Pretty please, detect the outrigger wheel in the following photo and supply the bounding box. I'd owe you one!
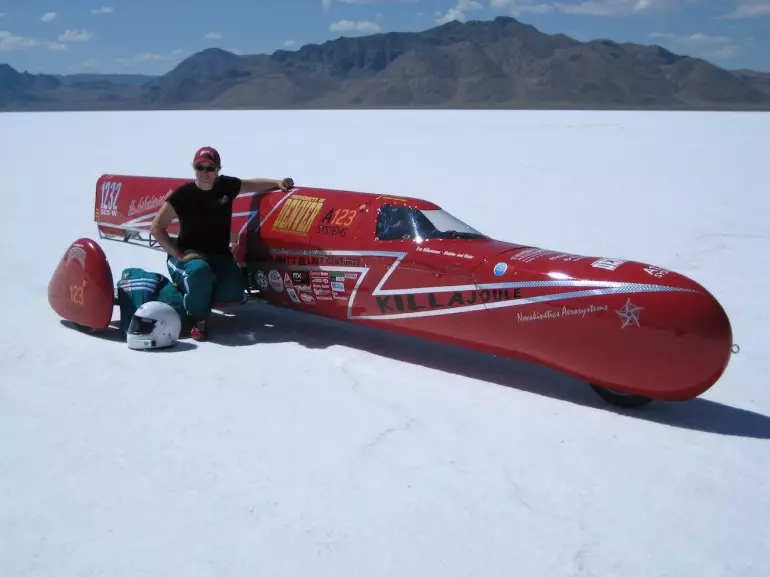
[589,385,654,408]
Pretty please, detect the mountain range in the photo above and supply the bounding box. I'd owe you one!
[2,16,770,111]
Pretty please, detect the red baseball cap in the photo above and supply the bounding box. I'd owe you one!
[193,146,221,168]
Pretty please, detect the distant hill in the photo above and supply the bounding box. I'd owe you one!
[54,73,156,86]
[2,16,770,111]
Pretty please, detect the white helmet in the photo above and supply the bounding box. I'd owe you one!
[126,301,182,350]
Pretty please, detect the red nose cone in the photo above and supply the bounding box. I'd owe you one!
[471,249,735,401]
[48,238,114,330]
[594,282,734,400]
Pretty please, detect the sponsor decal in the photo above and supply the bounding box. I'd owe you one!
[322,208,357,227]
[317,224,347,237]
[255,270,269,290]
[616,298,643,328]
[272,194,325,235]
[66,244,86,269]
[300,292,316,305]
[268,270,283,292]
[263,253,362,268]
[99,180,123,217]
[643,266,669,279]
[514,298,641,328]
[517,303,608,323]
[493,262,507,276]
[591,258,626,271]
[313,287,332,297]
[69,279,87,305]
[510,248,589,264]
[442,250,474,260]
[286,287,300,303]
[415,246,474,260]
[331,281,345,292]
[376,288,522,316]
[292,271,310,284]
[316,207,358,237]
[127,191,172,216]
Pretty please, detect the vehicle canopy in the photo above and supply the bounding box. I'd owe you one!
[364,192,488,242]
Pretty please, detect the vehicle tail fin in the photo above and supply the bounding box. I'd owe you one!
[94,174,189,251]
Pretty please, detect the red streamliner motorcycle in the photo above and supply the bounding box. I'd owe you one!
[48,174,739,409]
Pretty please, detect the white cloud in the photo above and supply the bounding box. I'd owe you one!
[115,49,185,67]
[283,39,297,48]
[435,0,483,25]
[649,32,732,45]
[59,29,91,42]
[720,1,770,19]
[489,0,548,10]
[648,31,740,62]
[323,0,418,9]
[41,12,58,22]
[204,32,222,39]
[559,0,665,15]
[328,0,418,4]
[329,20,381,33]
[709,45,739,59]
[490,0,676,16]
[91,6,114,15]
[126,53,164,63]
[0,31,37,51]
[0,31,66,52]
[490,0,768,22]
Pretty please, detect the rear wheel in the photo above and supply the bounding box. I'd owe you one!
[590,384,653,408]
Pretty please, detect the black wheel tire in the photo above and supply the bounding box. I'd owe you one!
[590,385,654,408]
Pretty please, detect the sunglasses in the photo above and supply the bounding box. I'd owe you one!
[194,164,217,172]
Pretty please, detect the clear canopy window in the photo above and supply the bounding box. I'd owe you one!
[376,205,487,241]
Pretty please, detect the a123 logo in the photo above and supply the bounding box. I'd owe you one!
[100,181,123,217]
[643,266,669,279]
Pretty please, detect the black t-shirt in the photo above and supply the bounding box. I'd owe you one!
[165,175,242,255]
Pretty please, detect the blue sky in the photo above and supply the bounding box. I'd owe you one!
[0,0,768,75]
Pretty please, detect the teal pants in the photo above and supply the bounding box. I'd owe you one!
[166,253,247,318]
[116,268,186,335]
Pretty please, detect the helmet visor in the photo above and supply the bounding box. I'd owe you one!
[128,315,157,335]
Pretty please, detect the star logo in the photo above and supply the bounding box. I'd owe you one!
[615,298,643,328]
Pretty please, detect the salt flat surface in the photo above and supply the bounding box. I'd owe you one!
[0,109,768,577]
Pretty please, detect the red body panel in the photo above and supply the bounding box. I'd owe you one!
[81,174,735,401]
[48,238,114,329]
